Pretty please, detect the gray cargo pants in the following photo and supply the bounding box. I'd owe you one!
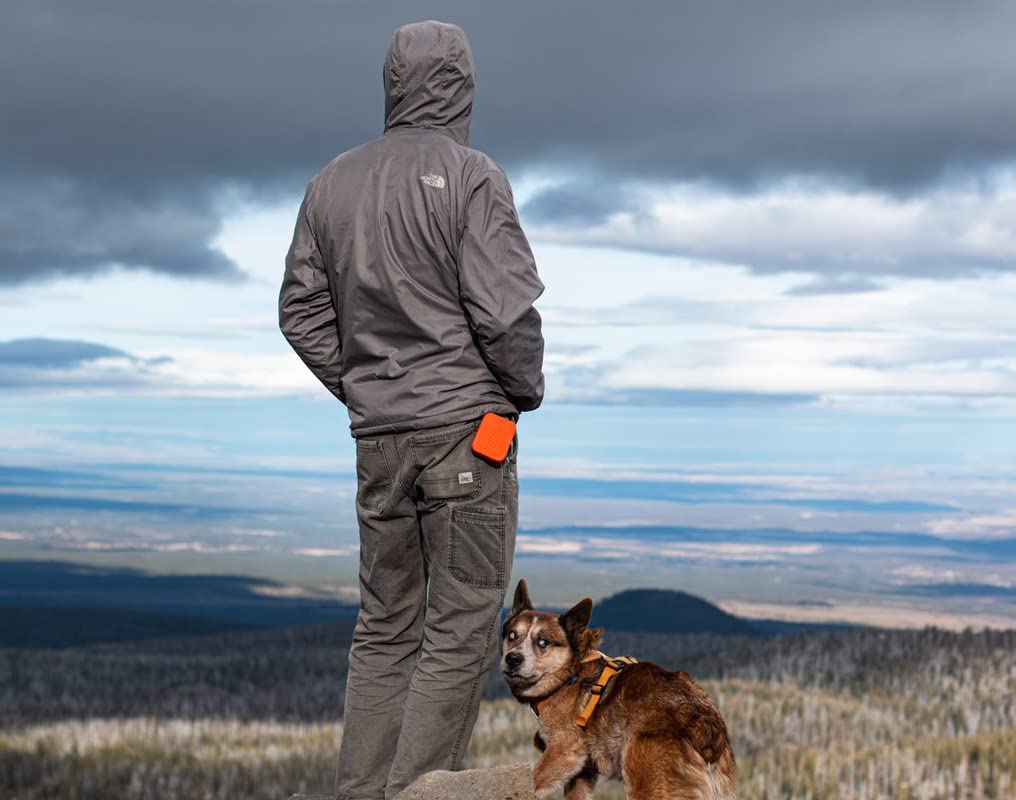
[334,413,519,800]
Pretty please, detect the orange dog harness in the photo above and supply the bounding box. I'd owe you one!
[529,649,639,727]
[575,651,638,727]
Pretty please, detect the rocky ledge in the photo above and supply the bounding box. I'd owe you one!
[290,761,535,800]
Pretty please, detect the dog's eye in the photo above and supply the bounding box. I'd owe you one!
[507,630,516,640]
[537,638,548,648]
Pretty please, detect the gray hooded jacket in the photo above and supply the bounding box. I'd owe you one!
[279,19,545,438]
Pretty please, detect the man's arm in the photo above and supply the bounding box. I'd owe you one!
[278,183,346,404]
[457,166,546,411]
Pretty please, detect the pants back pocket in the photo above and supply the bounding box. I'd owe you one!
[448,506,505,588]
[410,423,482,502]
[355,439,393,513]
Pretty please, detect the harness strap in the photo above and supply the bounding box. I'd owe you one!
[575,655,638,727]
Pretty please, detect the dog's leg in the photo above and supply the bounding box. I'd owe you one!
[532,742,588,798]
[563,762,599,800]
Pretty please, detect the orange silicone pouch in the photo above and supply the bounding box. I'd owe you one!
[471,412,516,463]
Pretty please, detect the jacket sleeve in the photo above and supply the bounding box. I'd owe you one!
[457,166,546,411]
[278,184,347,405]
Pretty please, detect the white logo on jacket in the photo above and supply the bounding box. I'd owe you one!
[420,173,446,189]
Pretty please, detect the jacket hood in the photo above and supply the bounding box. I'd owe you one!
[383,20,475,146]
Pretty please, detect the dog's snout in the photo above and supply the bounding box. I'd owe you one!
[505,651,523,669]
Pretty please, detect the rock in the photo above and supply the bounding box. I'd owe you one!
[288,762,535,800]
[392,763,535,800]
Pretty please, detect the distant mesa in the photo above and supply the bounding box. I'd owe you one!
[0,560,860,650]
[586,588,760,636]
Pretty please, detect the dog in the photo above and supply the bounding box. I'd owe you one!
[499,579,736,799]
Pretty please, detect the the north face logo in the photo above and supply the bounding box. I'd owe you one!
[420,173,446,189]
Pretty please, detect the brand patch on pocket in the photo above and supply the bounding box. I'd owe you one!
[457,471,474,485]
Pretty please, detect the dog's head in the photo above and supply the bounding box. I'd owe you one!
[499,578,604,700]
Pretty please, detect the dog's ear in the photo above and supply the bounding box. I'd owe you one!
[560,598,603,655]
[558,597,593,640]
[510,578,533,617]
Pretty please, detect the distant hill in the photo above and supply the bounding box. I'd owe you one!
[0,560,862,648]
[583,588,761,636]
[0,606,258,649]
[0,561,859,649]
[0,559,359,646]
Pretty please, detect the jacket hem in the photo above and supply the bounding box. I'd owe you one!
[349,402,519,439]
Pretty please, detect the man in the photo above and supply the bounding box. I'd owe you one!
[278,18,545,800]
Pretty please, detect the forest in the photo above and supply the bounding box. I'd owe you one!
[1,622,1012,798]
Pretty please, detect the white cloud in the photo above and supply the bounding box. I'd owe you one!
[720,600,1015,631]
[526,169,1016,280]
[923,509,1016,540]
[516,536,584,555]
[584,537,821,562]
[293,547,355,557]
[4,170,1016,415]
[890,564,1013,588]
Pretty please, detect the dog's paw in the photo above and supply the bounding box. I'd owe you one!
[533,730,547,752]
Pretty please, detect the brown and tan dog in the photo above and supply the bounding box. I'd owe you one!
[500,579,736,799]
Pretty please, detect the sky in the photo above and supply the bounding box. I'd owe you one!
[2,1,1015,629]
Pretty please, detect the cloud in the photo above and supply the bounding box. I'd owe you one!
[5,1,1016,285]
[522,173,1016,280]
[720,600,1015,631]
[0,337,132,368]
[547,338,1016,409]
[519,178,645,226]
[515,535,584,555]
[923,509,1016,540]
[0,337,172,390]
[0,178,245,287]
[518,475,957,513]
[0,336,357,400]
[784,275,887,296]
[890,564,1014,589]
[292,547,356,558]
[515,533,824,563]
[547,371,819,407]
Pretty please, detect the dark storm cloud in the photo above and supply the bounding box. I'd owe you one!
[519,181,646,227]
[4,1,1016,285]
[0,179,243,286]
